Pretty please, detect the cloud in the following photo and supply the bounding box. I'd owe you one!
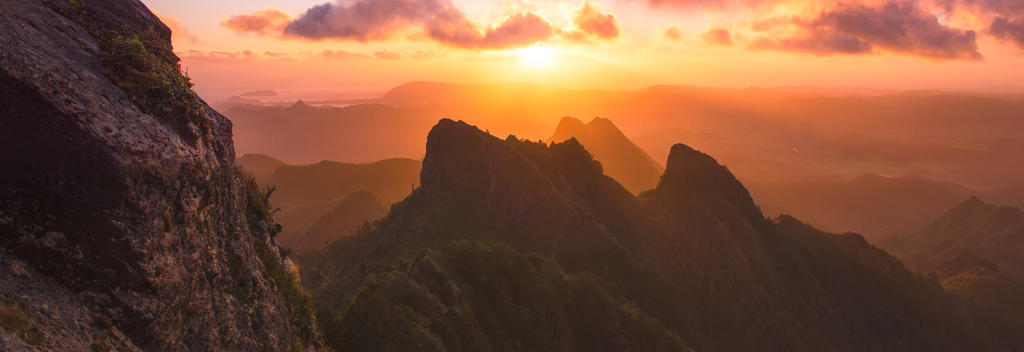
[154,11,198,44]
[990,16,1024,47]
[279,0,553,49]
[222,8,292,36]
[374,50,403,60]
[665,26,684,40]
[641,0,784,11]
[700,28,733,46]
[573,1,620,40]
[749,1,981,60]
[320,50,372,60]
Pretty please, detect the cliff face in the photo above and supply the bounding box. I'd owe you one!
[0,0,318,350]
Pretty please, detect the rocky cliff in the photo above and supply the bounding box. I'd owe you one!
[0,0,319,350]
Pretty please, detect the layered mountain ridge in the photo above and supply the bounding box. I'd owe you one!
[301,119,1017,351]
[547,117,663,194]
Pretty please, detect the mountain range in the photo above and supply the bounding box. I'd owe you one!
[299,119,1022,351]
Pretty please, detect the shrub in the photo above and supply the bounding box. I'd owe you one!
[0,299,43,345]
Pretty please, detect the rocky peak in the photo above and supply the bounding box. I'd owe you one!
[652,143,764,223]
[550,116,587,141]
[287,100,313,111]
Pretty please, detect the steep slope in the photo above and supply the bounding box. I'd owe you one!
[283,191,387,255]
[547,117,663,194]
[237,153,287,184]
[301,119,1007,352]
[895,197,1024,284]
[0,0,319,350]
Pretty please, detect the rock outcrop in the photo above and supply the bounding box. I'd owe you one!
[0,0,319,350]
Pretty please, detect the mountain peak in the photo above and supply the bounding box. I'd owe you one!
[653,143,764,222]
[288,99,313,110]
[546,117,662,194]
[550,116,586,142]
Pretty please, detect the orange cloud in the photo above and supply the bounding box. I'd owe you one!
[221,8,292,36]
[154,11,198,44]
[664,26,684,40]
[700,28,733,46]
[573,1,620,40]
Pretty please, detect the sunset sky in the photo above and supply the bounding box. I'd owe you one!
[142,0,1024,100]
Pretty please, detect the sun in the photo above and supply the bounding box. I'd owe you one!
[519,45,555,67]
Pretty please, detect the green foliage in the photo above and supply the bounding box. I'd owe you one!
[308,240,687,352]
[243,174,320,351]
[48,0,205,133]
[0,299,43,346]
[100,35,203,118]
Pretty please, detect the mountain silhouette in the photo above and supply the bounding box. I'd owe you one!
[284,191,386,254]
[300,119,1014,352]
[237,153,287,184]
[547,117,663,194]
[243,158,419,254]
[752,173,972,242]
[894,197,1024,284]
[269,158,420,209]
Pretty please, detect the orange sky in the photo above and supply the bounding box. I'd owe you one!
[142,0,1024,101]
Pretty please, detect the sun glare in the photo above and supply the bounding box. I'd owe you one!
[519,45,555,67]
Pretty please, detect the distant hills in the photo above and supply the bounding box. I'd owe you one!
[892,197,1024,284]
[750,173,973,241]
[284,191,387,254]
[236,153,286,184]
[547,117,663,194]
[227,101,438,164]
[300,119,1020,351]
[237,156,420,254]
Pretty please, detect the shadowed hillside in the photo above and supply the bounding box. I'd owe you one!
[300,119,1016,352]
[893,197,1024,285]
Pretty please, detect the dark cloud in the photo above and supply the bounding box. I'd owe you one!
[750,1,981,60]
[281,0,552,49]
[700,28,733,46]
[221,9,292,36]
[990,16,1024,47]
[574,1,620,40]
[935,0,1024,16]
